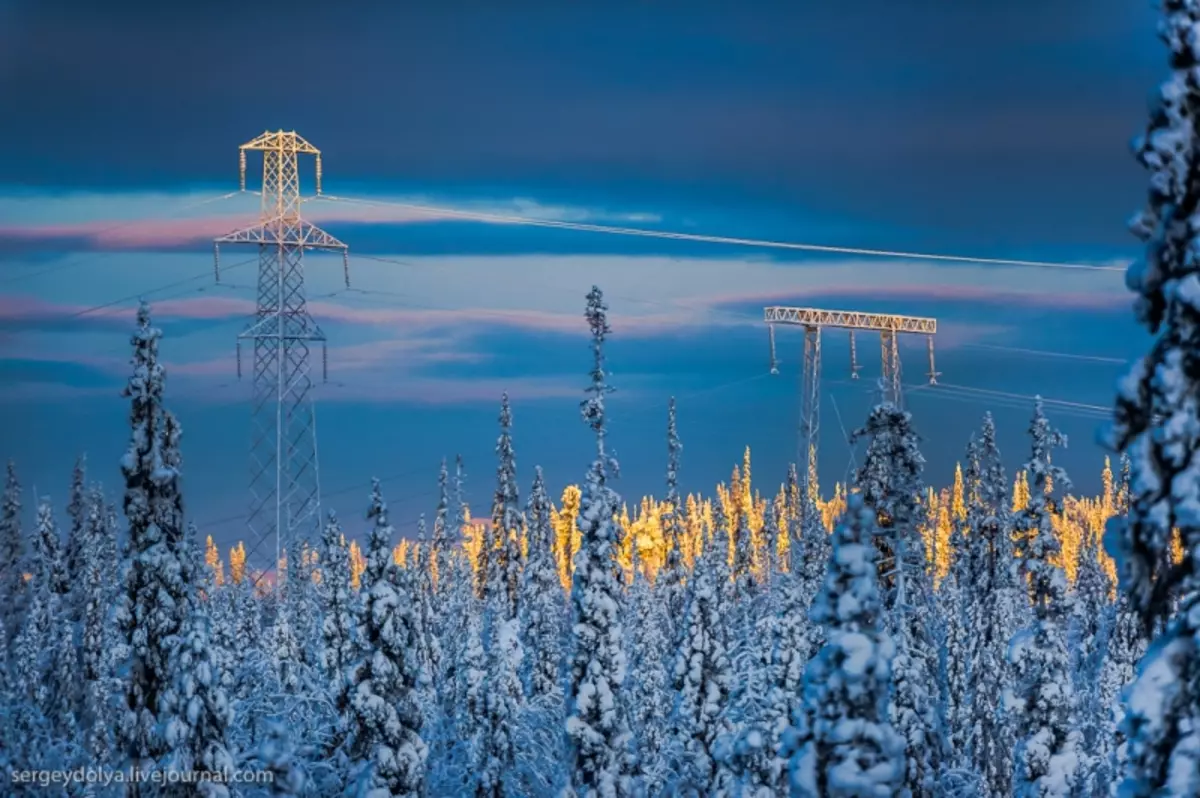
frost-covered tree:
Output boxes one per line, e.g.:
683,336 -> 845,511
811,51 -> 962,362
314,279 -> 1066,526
473,615 -> 525,798
65,453 -> 88,629
671,531 -> 733,795
965,413 -> 1019,797
942,512 -> 972,768
320,510 -> 358,730
413,515 -> 441,692
659,397 -> 688,630
490,393 -> 524,621
520,466 -> 564,703
626,554 -> 672,795
13,497 -> 75,737
0,460 -> 24,649
114,302 -> 193,773
1095,595 -> 1146,794
764,502 -> 816,792
1101,3 -> 1200,794
159,521 -> 236,794
852,402 -> 925,610
432,459 -> 451,597
564,286 -> 633,798
455,602 -> 488,748
347,481 -> 427,797
80,486 -> 118,758
853,401 -> 942,797
785,495 -> 904,798
1009,399 -> 1081,798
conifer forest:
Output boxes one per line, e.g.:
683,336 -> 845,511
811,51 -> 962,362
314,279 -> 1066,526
11,3 -> 1200,798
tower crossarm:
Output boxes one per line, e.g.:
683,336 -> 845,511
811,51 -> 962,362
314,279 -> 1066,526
240,130 -> 321,156
215,219 -> 349,252
764,306 -> 936,335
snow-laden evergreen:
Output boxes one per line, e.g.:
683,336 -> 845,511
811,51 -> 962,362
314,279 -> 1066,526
521,466 -> 565,704
320,509 -> 359,748
966,412 -> 1019,798
625,550 -> 672,795
1101,3 -> 1200,797
413,515 -> 441,692
159,520 -> 236,795
473,615 -> 525,797
564,286 -> 633,798
784,494 -> 905,798
1009,399 -> 1081,798
670,526 -> 732,795
80,485 -> 118,759
1095,595 -> 1146,795
659,397 -> 688,632
942,505 -> 972,768
347,480 -> 428,798
0,460 -> 23,650
490,393 -> 524,622
764,501 -> 816,792
854,401 -> 943,798
114,302 -> 193,775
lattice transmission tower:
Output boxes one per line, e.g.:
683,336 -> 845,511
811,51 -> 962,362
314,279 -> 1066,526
213,130 -> 351,575
765,306 -> 939,498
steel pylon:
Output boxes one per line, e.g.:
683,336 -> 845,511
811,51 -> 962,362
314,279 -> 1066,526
214,130 -> 350,576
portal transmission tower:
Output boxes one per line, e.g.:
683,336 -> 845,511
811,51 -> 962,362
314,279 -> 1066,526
765,306 -> 939,498
213,130 -> 351,576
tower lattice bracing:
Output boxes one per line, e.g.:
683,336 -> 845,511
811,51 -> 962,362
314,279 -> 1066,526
766,305 -> 938,497
214,130 -> 350,575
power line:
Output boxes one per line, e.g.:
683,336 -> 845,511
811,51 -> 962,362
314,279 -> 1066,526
1,190 -> 248,287
315,194 -> 1126,273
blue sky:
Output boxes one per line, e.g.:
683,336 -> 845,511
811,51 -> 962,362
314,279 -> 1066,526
0,0 -> 1162,567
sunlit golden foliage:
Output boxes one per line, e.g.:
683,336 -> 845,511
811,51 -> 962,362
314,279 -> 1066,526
204,535 -> 225,586
229,542 -> 246,585
348,540 -> 365,589
221,449 -> 1155,600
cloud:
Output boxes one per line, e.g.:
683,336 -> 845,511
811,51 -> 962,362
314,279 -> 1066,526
0,190 -> 664,251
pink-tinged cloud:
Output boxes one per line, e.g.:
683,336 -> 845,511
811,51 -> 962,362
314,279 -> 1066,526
0,198 -> 638,251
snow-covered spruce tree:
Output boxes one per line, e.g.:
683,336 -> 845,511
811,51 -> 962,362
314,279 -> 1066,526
1095,594 -> 1147,794
347,480 -> 428,797
320,510 -> 358,740
0,460 -> 24,649
521,466 -> 565,703
625,549 -> 672,795
764,501 -> 815,792
454,599 -> 488,751
853,401 -> 943,798
670,528 -> 733,795
659,396 -> 688,631
564,286 -> 633,798
1073,524 -> 1115,782
784,494 -> 904,798
65,453 -> 88,630
81,485 -> 118,759
1102,3 -> 1200,793
413,515 -> 441,692
1009,398 -> 1081,798
965,413 -> 1019,797
941,507 -> 972,769
33,496 -> 80,741
159,520 -> 236,794
432,458 -> 451,597
114,302 -> 193,775
473,614 -> 526,798
491,393 -> 524,622
1116,451 -> 1132,517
